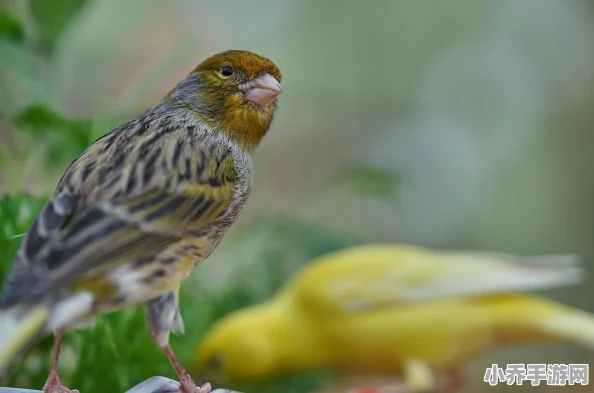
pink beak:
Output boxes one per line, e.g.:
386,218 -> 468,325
244,73 -> 282,107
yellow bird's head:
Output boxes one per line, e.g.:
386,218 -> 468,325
193,305 -> 278,384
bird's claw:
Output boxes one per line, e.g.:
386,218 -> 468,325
177,372 -> 211,393
176,382 -> 211,393
43,386 -> 80,393
42,372 -> 80,393
197,382 -> 212,393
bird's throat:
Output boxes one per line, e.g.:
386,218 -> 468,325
217,104 -> 275,154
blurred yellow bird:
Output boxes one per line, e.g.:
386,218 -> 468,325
193,244 -> 594,392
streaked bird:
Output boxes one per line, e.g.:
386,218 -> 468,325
0,49 -> 282,393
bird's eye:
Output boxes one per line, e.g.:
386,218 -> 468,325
220,66 -> 234,77
206,355 -> 222,370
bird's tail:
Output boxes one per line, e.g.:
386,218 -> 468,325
0,303 -> 50,376
486,295 -> 594,349
538,302 -> 594,349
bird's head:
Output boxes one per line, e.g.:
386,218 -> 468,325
166,49 -> 282,153
193,306 -> 278,385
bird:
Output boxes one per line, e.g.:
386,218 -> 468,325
0,49 -> 282,393
193,243 -> 594,393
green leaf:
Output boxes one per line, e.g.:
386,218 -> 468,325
331,164 -> 405,201
29,0 -> 88,54
0,7 -> 25,44
0,40 -> 49,113
0,193 -> 47,293
12,103 -> 63,130
11,103 -> 95,167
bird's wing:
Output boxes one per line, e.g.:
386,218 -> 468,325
288,244 -> 582,315
1,128 -> 238,305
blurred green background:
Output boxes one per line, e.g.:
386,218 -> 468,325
0,0 -> 593,392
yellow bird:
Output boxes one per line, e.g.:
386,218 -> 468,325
193,244 -> 594,392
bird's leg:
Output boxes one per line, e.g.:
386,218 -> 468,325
42,331 -> 79,393
147,291 -> 211,393
163,344 -> 211,393
403,359 -> 436,393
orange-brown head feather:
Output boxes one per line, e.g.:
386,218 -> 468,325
164,50 -> 282,153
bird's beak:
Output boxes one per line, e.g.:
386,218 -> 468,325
244,73 -> 282,108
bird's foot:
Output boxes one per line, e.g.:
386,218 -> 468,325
177,372 -> 211,393
42,372 -> 79,393
43,386 -> 80,393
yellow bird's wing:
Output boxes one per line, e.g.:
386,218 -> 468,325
287,244 -> 582,315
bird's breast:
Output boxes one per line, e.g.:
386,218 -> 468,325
198,146 -> 252,242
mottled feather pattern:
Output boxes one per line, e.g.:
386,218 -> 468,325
1,107 -> 252,310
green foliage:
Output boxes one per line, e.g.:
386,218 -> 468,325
0,2 -> 105,193
0,8 -> 25,44
12,104 -> 97,167
30,0 -> 89,56
0,194 -> 47,292
332,164 -> 404,202
0,103 -> 106,194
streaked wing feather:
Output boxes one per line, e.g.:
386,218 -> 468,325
32,184 -> 233,299
1,193 -> 80,305
105,184 -> 231,233
2,135 -> 237,305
